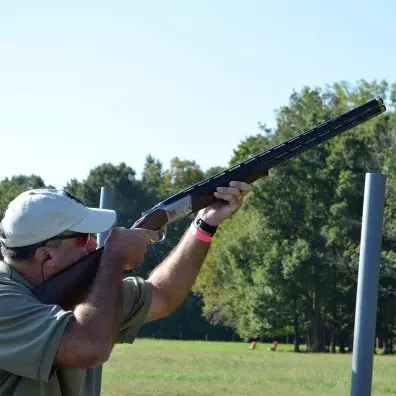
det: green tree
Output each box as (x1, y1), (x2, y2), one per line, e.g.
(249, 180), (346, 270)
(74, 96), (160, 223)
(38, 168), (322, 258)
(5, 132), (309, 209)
(195, 79), (396, 352)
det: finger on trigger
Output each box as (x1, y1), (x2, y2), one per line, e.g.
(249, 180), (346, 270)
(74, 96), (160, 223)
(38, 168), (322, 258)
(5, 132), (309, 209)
(134, 228), (159, 244)
(144, 229), (159, 244)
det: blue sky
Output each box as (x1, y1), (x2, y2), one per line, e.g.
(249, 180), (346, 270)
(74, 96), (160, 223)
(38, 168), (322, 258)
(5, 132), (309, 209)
(0, 0), (394, 188)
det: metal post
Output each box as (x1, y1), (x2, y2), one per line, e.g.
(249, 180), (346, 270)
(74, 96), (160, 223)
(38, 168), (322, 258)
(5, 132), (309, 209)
(350, 172), (386, 396)
(96, 186), (114, 247)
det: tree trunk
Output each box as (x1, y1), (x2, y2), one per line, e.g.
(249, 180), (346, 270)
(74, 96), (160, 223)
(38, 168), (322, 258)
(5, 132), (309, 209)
(384, 338), (393, 355)
(310, 316), (324, 352)
(339, 336), (346, 353)
(347, 334), (353, 353)
(331, 333), (336, 353)
(293, 310), (300, 352)
(324, 328), (330, 352)
(306, 330), (311, 352)
(308, 304), (325, 352)
(307, 268), (325, 353)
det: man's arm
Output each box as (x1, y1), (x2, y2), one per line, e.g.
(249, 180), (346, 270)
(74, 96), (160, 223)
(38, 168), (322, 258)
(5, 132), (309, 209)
(146, 228), (211, 322)
(54, 251), (123, 368)
(146, 181), (251, 322)
(54, 227), (155, 368)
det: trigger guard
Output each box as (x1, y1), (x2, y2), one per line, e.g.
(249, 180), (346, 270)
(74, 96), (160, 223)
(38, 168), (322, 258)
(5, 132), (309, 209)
(156, 225), (167, 243)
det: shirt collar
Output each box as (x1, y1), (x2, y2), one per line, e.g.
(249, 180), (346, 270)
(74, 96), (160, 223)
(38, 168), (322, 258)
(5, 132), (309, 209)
(0, 260), (34, 289)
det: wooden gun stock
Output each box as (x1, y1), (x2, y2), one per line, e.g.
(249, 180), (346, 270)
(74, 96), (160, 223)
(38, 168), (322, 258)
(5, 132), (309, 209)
(32, 98), (386, 307)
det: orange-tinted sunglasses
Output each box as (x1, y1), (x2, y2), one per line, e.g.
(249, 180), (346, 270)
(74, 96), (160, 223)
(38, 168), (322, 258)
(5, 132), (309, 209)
(45, 232), (91, 247)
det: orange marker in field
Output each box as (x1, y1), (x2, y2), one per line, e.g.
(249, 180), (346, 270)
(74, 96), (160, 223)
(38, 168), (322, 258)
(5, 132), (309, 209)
(270, 340), (278, 351)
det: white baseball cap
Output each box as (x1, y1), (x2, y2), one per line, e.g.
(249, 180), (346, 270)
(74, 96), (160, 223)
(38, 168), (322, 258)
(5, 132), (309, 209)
(0, 189), (116, 247)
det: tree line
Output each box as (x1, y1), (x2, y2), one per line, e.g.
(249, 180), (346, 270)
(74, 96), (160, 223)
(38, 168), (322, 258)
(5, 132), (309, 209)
(1, 80), (396, 353)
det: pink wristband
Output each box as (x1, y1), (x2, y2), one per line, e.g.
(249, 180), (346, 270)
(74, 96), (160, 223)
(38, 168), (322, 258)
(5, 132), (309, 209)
(190, 223), (213, 243)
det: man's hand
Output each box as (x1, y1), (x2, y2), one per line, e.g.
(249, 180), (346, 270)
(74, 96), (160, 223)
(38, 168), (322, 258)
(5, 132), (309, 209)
(104, 227), (159, 271)
(197, 181), (252, 226)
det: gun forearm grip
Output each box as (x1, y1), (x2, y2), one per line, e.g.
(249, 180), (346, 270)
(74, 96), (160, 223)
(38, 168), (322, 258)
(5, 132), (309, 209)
(132, 208), (169, 230)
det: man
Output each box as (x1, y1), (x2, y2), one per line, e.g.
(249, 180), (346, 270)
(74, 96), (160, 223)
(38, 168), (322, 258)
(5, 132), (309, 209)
(0, 181), (250, 395)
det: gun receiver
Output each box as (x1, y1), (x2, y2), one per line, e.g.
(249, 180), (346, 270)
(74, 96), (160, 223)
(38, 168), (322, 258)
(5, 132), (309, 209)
(32, 98), (386, 307)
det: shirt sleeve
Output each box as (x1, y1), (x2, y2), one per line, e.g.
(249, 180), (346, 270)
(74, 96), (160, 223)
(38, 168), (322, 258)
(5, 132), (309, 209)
(116, 276), (152, 343)
(0, 279), (73, 382)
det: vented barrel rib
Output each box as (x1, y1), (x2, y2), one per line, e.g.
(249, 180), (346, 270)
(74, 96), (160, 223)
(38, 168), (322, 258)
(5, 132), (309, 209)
(161, 98), (385, 206)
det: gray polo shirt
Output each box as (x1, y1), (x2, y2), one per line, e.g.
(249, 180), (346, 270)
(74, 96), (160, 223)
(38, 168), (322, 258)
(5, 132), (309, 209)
(0, 261), (152, 396)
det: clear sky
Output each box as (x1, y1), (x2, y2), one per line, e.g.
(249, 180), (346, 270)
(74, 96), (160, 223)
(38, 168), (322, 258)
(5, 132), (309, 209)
(0, 0), (394, 188)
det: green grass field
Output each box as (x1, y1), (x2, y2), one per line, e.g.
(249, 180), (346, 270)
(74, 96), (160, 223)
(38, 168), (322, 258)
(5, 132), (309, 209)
(101, 339), (396, 396)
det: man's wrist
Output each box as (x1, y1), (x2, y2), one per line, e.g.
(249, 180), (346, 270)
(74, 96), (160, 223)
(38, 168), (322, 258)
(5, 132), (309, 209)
(189, 223), (213, 243)
(193, 216), (218, 236)
(188, 215), (219, 244)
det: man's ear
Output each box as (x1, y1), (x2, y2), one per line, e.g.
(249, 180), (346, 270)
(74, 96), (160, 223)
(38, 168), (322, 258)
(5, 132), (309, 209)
(34, 246), (53, 267)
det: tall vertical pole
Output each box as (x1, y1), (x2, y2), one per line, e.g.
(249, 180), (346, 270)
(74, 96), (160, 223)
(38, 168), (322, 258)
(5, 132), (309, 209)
(97, 186), (114, 247)
(350, 172), (386, 396)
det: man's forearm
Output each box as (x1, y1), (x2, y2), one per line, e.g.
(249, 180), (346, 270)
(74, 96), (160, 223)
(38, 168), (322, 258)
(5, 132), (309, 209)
(148, 226), (211, 315)
(57, 251), (124, 366)
(74, 252), (123, 345)
(146, 181), (249, 321)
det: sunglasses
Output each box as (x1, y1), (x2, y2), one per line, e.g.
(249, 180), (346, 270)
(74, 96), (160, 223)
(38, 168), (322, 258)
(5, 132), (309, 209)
(45, 232), (91, 247)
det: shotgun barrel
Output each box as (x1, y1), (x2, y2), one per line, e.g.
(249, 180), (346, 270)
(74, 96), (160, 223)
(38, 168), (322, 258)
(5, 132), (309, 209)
(32, 98), (386, 307)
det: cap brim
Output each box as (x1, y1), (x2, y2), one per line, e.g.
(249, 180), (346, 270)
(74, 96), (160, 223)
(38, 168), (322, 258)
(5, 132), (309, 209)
(69, 207), (116, 233)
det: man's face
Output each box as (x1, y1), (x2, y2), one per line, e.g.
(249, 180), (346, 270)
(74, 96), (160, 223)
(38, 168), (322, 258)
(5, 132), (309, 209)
(38, 231), (98, 279)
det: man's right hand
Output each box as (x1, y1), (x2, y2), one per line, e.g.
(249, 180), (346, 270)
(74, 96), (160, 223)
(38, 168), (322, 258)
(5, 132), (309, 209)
(103, 227), (158, 271)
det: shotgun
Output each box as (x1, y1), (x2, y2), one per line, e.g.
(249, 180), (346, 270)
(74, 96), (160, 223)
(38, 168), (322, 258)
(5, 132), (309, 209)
(32, 98), (386, 308)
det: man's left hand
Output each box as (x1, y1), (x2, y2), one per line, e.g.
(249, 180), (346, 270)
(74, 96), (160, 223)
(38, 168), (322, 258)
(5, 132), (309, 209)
(197, 181), (252, 227)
